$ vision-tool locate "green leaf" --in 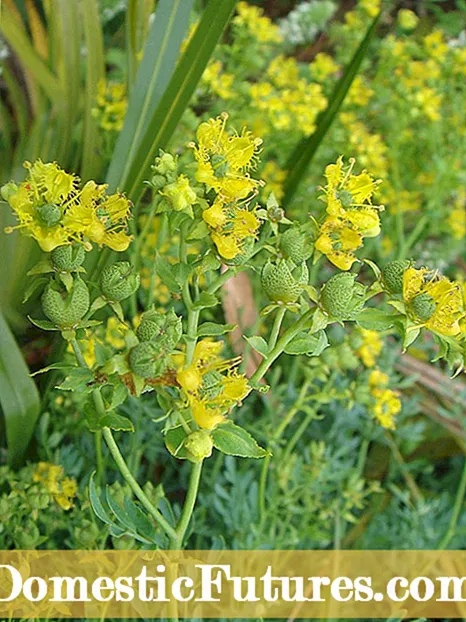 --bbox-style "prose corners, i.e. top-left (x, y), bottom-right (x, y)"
top-left (89, 473), bottom-right (114, 525)
top-left (122, 0), bottom-right (238, 202)
top-left (155, 255), bottom-right (181, 292)
top-left (355, 308), bottom-right (395, 332)
top-left (106, 0), bottom-right (194, 192)
top-left (211, 422), bottom-right (269, 459)
top-left (283, 12), bottom-right (381, 205)
top-left (27, 316), bottom-right (60, 331)
top-left (192, 292), bottom-right (219, 311)
top-left (165, 425), bottom-right (189, 459)
top-left (197, 322), bottom-right (236, 337)
top-left (100, 413), bottom-right (134, 432)
top-left (284, 329), bottom-right (328, 356)
top-left (0, 311), bottom-right (41, 467)
top-left (0, 6), bottom-right (64, 105)
top-left (244, 336), bottom-right (269, 357)
top-left (58, 368), bottom-right (95, 391)
top-left (124, 497), bottom-right (157, 542)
